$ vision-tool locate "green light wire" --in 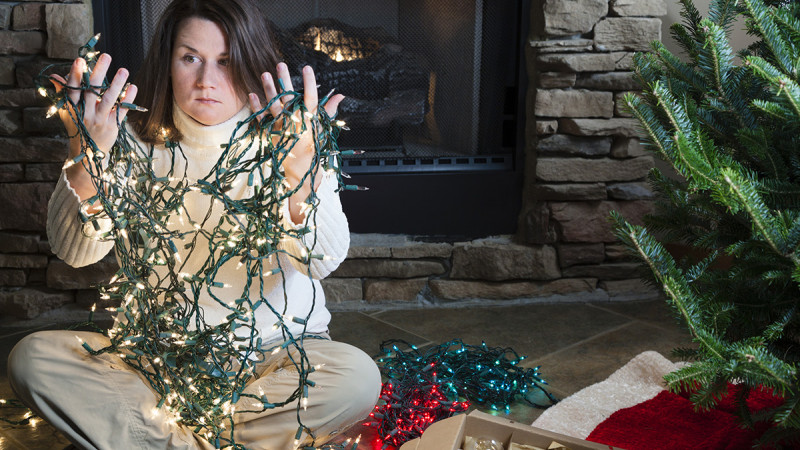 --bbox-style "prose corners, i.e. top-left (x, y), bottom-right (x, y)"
top-left (33, 35), bottom-right (362, 450)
